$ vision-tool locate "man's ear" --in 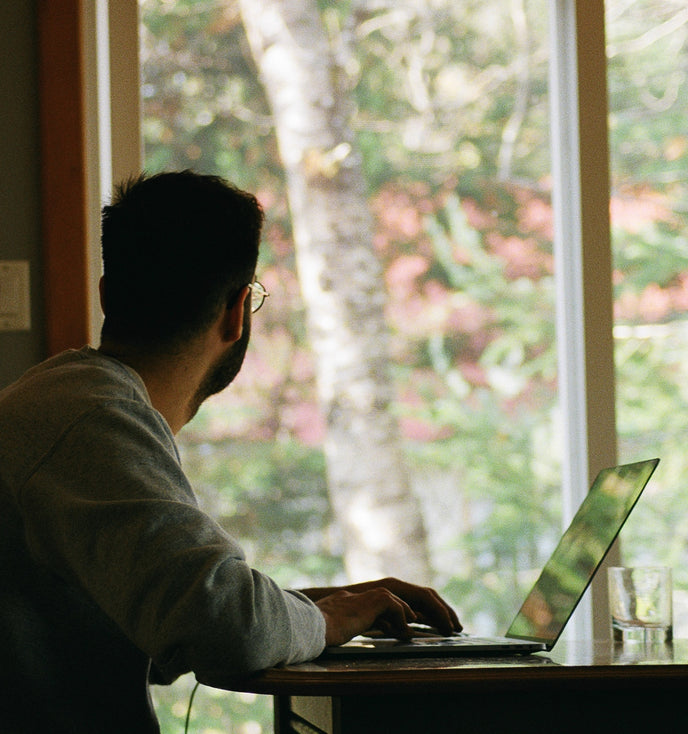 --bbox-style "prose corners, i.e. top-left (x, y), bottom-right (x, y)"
top-left (221, 285), bottom-right (250, 343)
